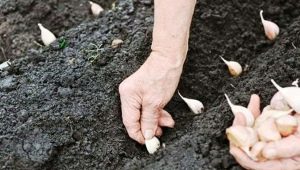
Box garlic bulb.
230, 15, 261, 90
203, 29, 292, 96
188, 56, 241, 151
270, 92, 291, 111
145, 137, 160, 154
260, 10, 279, 41
271, 79, 300, 113
0, 60, 11, 70
220, 57, 242, 77
275, 115, 298, 137
226, 126, 258, 158
254, 105, 292, 128
89, 1, 104, 17
224, 94, 254, 126
257, 118, 281, 142
178, 91, 204, 114
111, 39, 123, 48
250, 141, 267, 161
38, 23, 56, 46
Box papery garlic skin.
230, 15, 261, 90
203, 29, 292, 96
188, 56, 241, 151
145, 137, 160, 154
0, 60, 11, 70
111, 39, 123, 48
275, 115, 298, 137
271, 79, 300, 113
270, 92, 291, 111
257, 118, 281, 142
224, 94, 254, 126
260, 10, 279, 41
89, 1, 104, 17
178, 92, 204, 114
38, 23, 56, 46
250, 142, 267, 161
220, 57, 242, 77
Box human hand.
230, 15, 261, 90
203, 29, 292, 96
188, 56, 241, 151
230, 94, 300, 170
119, 52, 183, 144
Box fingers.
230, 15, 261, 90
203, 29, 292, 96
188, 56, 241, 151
141, 104, 160, 140
158, 110, 175, 128
155, 127, 163, 137
262, 135, 300, 159
247, 94, 261, 118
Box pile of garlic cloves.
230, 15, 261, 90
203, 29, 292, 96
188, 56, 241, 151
226, 79, 300, 161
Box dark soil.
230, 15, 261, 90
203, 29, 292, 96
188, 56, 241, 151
1, 0, 300, 169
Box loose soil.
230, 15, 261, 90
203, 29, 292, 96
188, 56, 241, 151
0, 0, 300, 169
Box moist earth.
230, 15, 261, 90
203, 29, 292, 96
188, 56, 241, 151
0, 0, 300, 169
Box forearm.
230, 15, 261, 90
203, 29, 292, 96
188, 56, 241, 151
151, 0, 196, 66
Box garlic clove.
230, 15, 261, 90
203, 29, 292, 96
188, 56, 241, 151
250, 141, 267, 161
292, 79, 299, 87
224, 94, 254, 126
38, 23, 56, 46
111, 39, 124, 48
89, 1, 104, 17
178, 91, 204, 114
260, 10, 279, 41
275, 115, 298, 137
271, 79, 300, 113
145, 136, 160, 154
254, 105, 293, 128
270, 92, 291, 111
0, 60, 11, 70
220, 57, 242, 77
257, 118, 281, 142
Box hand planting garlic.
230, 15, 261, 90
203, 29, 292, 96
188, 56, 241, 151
260, 10, 279, 41
145, 136, 160, 154
226, 125, 258, 159
257, 118, 281, 142
111, 39, 124, 48
89, 1, 104, 17
275, 115, 298, 137
38, 23, 56, 46
224, 94, 254, 126
178, 91, 204, 114
0, 60, 11, 70
220, 57, 242, 77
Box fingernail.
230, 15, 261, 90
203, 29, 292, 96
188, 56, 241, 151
144, 130, 154, 140
264, 149, 277, 159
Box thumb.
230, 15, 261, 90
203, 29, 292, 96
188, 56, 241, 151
262, 135, 300, 159
141, 106, 160, 140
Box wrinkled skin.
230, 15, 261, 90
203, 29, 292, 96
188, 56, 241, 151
231, 94, 300, 170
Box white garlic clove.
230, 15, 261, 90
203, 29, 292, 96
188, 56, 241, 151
257, 118, 281, 142
224, 94, 254, 126
271, 79, 300, 113
260, 10, 279, 41
270, 92, 291, 111
254, 105, 293, 128
250, 141, 267, 161
178, 91, 204, 114
220, 57, 242, 77
145, 136, 160, 154
111, 39, 123, 48
275, 115, 298, 137
0, 60, 11, 70
292, 79, 299, 87
38, 23, 56, 46
89, 1, 104, 17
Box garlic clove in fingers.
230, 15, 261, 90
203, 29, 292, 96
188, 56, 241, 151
270, 92, 291, 111
260, 10, 279, 40
271, 79, 300, 113
250, 141, 267, 161
257, 118, 281, 142
38, 23, 56, 46
178, 91, 204, 114
275, 115, 298, 137
220, 57, 242, 77
145, 136, 160, 154
224, 94, 254, 126
89, 1, 104, 17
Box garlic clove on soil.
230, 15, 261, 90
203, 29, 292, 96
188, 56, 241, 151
270, 92, 291, 111
0, 60, 11, 70
38, 23, 56, 46
220, 57, 242, 77
260, 10, 279, 41
178, 91, 204, 114
145, 136, 160, 154
275, 115, 298, 137
257, 118, 281, 142
271, 79, 300, 113
250, 141, 267, 161
89, 1, 104, 17
224, 94, 254, 126
111, 39, 123, 48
